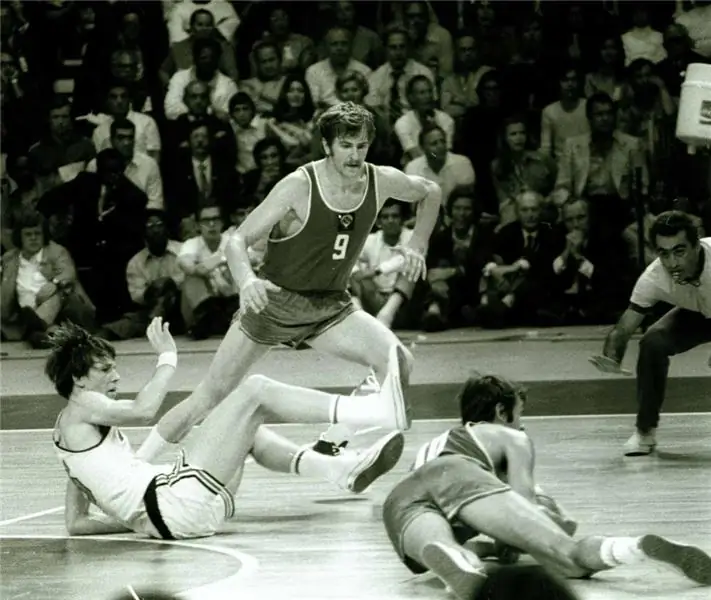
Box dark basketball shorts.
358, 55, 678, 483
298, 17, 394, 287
236, 284, 356, 348
382, 454, 511, 573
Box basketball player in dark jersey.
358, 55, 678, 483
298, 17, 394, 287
382, 374, 711, 599
137, 102, 442, 465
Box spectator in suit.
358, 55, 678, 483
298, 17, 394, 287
160, 8, 239, 88
551, 198, 630, 325
100, 210, 184, 340
38, 149, 148, 323
365, 26, 435, 129
164, 79, 237, 168
164, 37, 238, 120
477, 191, 563, 328
305, 26, 371, 111
167, 122, 241, 240
350, 200, 414, 329
554, 92, 648, 236
422, 187, 492, 332
92, 81, 162, 162
86, 118, 164, 211
1, 209, 95, 348
178, 203, 240, 339
241, 41, 287, 117
394, 75, 455, 165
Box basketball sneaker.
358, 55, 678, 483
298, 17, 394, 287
350, 369, 381, 396
639, 534, 711, 585
623, 429, 657, 456
422, 542, 488, 600
333, 430, 405, 493
378, 344, 412, 431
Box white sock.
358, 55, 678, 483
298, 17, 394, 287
329, 392, 384, 429
289, 445, 341, 482
136, 427, 174, 462
599, 537, 645, 566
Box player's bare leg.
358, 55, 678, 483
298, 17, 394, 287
181, 374, 405, 494
455, 491, 711, 584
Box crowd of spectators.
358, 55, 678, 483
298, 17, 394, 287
1, 0, 710, 347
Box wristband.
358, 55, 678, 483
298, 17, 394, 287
157, 352, 178, 369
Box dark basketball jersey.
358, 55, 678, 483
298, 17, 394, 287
412, 423, 497, 473
260, 162, 379, 292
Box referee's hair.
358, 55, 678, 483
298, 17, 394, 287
649, 210, 699, 247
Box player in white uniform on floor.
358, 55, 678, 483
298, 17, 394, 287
48, 318, 406, 539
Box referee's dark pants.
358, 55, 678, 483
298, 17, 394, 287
637, 307, 711, 432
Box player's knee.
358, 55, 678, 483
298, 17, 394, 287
241, 373, 271, 401
639, 328, 672, 356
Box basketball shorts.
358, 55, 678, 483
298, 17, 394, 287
382, 454, 510, 573
143, 451, 235, 540
237, 284, 356, 348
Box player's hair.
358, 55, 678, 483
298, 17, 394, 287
45, 323, 116, 399
458, 373, 525, 425
474, 564, 580, 599
649, 210, 699, 247
317, 101, 375, 147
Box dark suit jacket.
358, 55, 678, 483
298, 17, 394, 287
37, 172, 148, 270
490, 221, 564, 300
166, 153, 242, 221
0, 241, 93, 340
164, 114, 237, 169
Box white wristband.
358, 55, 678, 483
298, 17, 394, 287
157, 352, 178, 369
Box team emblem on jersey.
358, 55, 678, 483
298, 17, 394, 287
337, 213, 355, 232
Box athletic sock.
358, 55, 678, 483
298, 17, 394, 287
290, 445, 342, 482
329, 392, 383, 428
599, 537, 645, 566
136, 427, 175, 462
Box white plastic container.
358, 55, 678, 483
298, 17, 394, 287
676, 63, 711, 148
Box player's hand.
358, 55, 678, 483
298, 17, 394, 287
240, 276, 281, 313
588, 354, 632, 376
393, 246, 426, 282
146, 317, 177, 355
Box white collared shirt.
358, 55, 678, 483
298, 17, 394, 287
631, 237, 711, 318
179, 232, 237, 296
404, 152, 475, 204
86, 152, 164, 210
305, 58, 372, 108
365, 59, 435, 112
231, 116, 268, 173
164, 68, 239, 120
92, 110, 162, 154
394, 109, 455, 154
16, 249, 48, 308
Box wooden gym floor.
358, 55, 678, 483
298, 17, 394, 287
1, 326, 710, 600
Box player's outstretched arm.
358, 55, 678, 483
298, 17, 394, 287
64, 479, 131, 536
73, 318, 178, 427
589, 307, 645, 376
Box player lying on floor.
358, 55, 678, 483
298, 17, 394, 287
47, 318, 406, 539
382, 373, 711, 600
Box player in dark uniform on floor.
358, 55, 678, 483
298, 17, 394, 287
382, 374, 711, 600
137, 101, 442, 464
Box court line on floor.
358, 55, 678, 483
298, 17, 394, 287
0, 533, 259, 600
2, 412, 709, 435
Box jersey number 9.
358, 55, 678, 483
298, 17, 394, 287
332, 233, 350, 260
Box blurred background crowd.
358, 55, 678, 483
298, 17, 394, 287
1, 0, 710, 348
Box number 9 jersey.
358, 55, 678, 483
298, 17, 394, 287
260, 162, 379, 292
